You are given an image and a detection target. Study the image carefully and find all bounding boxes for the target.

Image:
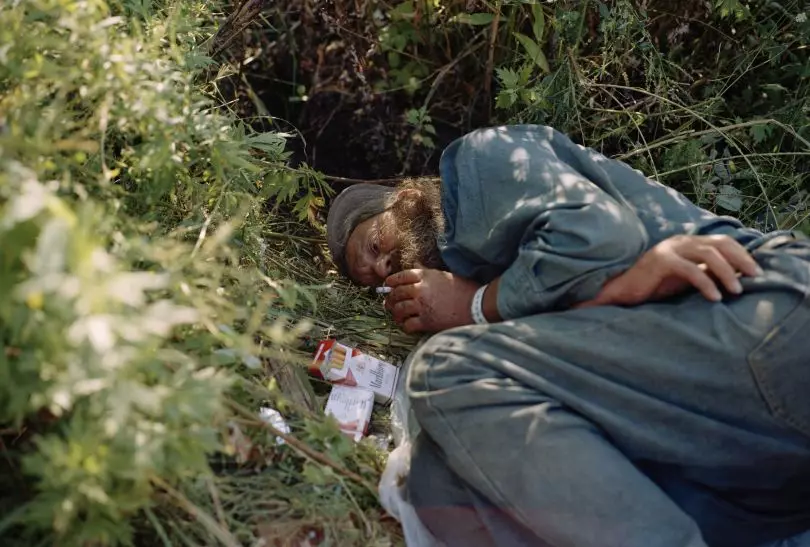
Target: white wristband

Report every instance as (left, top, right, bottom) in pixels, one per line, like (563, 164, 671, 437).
(471, 284, 489, 325)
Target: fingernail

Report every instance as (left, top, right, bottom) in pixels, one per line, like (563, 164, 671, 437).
(755, 266, 764, 277)
(711, 290, 723, 302)
(731, 280, 743, 294)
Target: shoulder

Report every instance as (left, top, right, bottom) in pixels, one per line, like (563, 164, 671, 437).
(439, 125, 581, 206)
(445, 125, 560, 164)
(440, 125, 583, 188)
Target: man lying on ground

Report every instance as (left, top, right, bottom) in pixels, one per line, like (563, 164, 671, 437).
(325, 125, 810, 547)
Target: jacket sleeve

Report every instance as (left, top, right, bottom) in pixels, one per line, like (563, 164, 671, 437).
(442, 126, 650, 320)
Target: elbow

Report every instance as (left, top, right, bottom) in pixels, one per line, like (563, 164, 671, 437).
(582, 198, 647, 266)
(602, 216, 647, 265)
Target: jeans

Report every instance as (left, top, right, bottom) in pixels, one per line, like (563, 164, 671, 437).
(406, 238, 810, 547)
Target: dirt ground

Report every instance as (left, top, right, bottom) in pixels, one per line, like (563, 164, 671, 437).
(213, 0, 494, 181)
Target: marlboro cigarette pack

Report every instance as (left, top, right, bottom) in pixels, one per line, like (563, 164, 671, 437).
(311, 340, 399, 405)
(324, 385, 375, 442)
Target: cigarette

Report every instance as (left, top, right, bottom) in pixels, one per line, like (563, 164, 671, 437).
(376, 286, 392, 294)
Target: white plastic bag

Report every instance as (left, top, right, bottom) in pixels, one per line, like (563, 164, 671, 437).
(379, 338, 444, 547)
(389, 339, 426, 447)
(379, 443, 445, 547)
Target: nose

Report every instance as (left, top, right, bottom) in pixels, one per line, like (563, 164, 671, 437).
(374, 253, 393, 279)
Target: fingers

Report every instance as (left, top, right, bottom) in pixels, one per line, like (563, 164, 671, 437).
(384, 269, 423, 308)
(706, 235, 762, 277)
(590, 268, 659, 306)
(385, 283, 419, 307)
(677, 235, 762, 298)
(669, 256, 722, 302)
(389, 299, 421, 324)
(383, 268, 429, 333)
(384, 298, 426, 333)
(585, 235, 762, 309)
(402, 316, 425, 334)
(385, 269, 423, 287)
(681, 244, 741, 296)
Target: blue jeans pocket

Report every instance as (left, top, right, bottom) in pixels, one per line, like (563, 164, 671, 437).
(747, 251, 810, 439)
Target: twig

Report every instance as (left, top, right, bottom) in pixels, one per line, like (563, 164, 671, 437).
(191, 180, 230, 258)
(206, 475, 228, 532)
(484, 0, 503, 122)
(616, 119, 810, 161)
(210, 0, 272, 58)
(598, 85, 659, 182)
(590, 82, 780, 220)
(227, 400, 379, 495)
(654, 152, 810, 179)
(321, 174, 402, 187)
(151, 476, 241, 547)
(263, 232, 325, 244)
(401, 31, 488, 172)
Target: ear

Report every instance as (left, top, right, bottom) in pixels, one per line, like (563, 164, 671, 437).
(394, 187, 421, 203)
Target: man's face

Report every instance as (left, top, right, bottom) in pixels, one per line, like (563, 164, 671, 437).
(344, 210, 402, 287)
(344, 183, 445, 286)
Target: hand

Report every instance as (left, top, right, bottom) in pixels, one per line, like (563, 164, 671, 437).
(580, 234, 763, 308)
(384, 268, 480, 333)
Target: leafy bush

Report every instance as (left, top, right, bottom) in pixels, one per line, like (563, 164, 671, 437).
(0, 1, 398, 545)
(491, 0, 810, 232)
(243, 0, 809, 232)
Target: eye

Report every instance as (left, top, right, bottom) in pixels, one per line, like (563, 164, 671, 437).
(368, 227, 381, 256)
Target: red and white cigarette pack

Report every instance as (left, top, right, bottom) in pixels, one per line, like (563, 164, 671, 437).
(324, 385, 375, 442)
(311, 340, 399, 405)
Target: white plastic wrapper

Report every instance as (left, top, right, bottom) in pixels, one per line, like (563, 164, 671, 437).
(259, 406, 291, 445)
(367, 434, 392, 452)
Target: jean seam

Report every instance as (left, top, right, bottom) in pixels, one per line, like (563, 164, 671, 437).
(418, 332, 543, 533)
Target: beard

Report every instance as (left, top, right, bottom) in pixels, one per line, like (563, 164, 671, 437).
(388, 177, 446, 271)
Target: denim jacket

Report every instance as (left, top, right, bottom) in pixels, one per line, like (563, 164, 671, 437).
(437, 125, 775, 320)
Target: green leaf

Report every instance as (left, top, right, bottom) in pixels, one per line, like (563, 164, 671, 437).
(390, 1, 415, 20)
(760, 83, 788, 94)
(714, 0, 748, 19)
(750, 124, 773, 145)
(451, 12, 495, 25)
(531, 4, 545, 41)
(496, 89, 517, 109)
(302, 462, 336, 485)
(519, 62, 534, 83)
(716, 185, 743, 212)
(496, 67, 520, 88)
(246, 132, 287, 156)
(515, 33, 550, 73)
